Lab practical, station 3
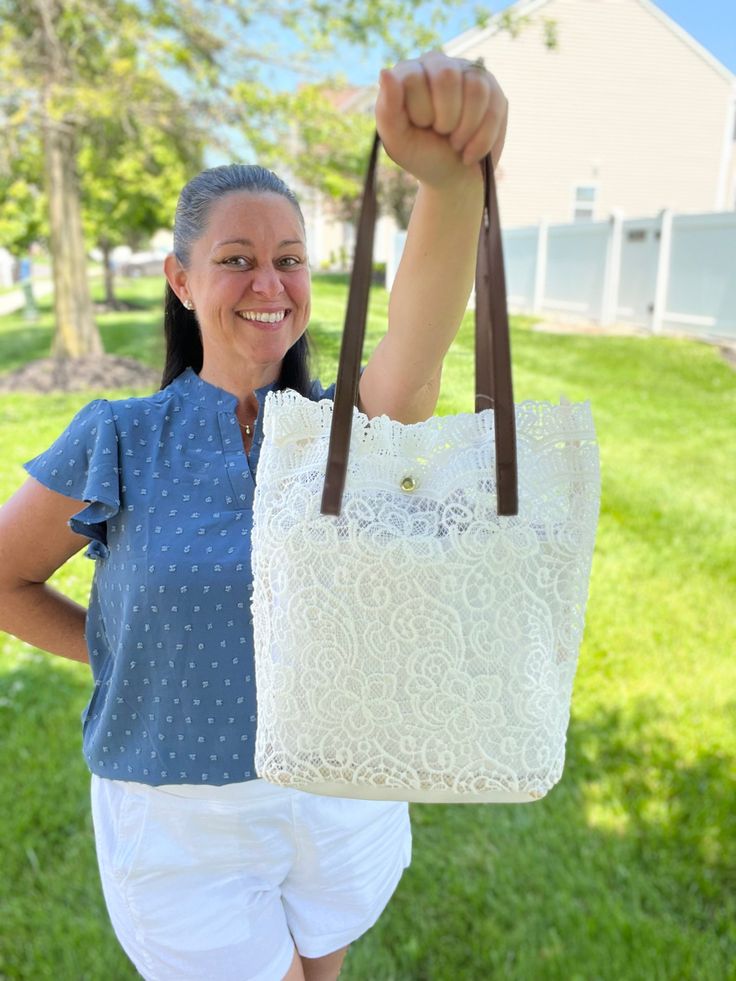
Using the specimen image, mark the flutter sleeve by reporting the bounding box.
[21,398,120,560]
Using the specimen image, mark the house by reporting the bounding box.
[307,0,736,265]
[445,0,736,226]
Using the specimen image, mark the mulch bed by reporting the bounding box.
[0,337,732,398]
[0,355,161,394]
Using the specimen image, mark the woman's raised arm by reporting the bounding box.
[359,51,508,424]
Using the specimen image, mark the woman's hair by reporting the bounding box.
[160,164,313,396]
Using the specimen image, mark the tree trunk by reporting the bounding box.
[100,239,116,308]
[44,117,103,357]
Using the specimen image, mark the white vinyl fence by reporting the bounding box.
[387,209,736,342]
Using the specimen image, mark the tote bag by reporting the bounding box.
[251,134,601,803]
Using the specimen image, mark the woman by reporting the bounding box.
[0,52,507,981]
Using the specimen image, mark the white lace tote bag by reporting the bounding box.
[252,135,601,803]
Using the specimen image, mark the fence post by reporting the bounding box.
[386,230,407,293]
[532,218,548,315]
[601,209,624,327]
[652,208,673,335]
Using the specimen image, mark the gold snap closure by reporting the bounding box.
[400,476,417,492]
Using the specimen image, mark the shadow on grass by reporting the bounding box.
[0,278,166,379]
[0,319,166,380]
[313,272,351,289]
[0,321,58,374]
[307,318,343,374]
[347,700,735,980]
[1,653,733,980]
[0,653,136,980]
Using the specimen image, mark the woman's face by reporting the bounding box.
[170,190,311,378]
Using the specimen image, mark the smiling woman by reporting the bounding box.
[162,168,314,451]
[0,48,509,981]
[170,194,310,441]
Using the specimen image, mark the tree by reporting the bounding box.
[1,0,224,356]
[1,0,538,359]
[80,97,203,309]
[3,0,107,355]
[0,80,201,311]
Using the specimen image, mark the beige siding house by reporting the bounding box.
[445,0,736,227]
[309,0,736,263]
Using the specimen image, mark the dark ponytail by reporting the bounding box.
[162,283,205,382]
[160,164,313,396]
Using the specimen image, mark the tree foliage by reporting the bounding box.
[1,0,521,355]
[0,134,46,251]
[79,85,204,306]
[230,79,377,222]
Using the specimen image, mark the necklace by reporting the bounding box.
[237,420,253,436]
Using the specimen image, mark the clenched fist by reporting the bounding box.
[375,50,508,189]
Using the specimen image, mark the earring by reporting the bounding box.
[183,298,194,311]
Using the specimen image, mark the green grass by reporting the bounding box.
[1,276,734,980]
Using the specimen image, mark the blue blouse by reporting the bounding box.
[22,366,338,785]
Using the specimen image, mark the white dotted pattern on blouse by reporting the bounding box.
[22,367,336,786]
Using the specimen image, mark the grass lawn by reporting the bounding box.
[0,276,734,980]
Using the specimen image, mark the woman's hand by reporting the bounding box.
[375,50,508,189]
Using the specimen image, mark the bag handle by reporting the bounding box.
[320,131,518,517]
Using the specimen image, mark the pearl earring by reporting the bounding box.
[183,299,194,311]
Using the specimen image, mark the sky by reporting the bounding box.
[287,0,736,85]
[641,0,736,75]
[644,0,736,75]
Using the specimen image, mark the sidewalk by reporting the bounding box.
[529,317,651,338]
[0,280,54,316]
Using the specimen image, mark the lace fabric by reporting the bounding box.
[251,391,601,803]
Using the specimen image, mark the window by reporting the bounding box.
[573,184,597,222]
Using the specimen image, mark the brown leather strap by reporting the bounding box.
[320,132,518,517]
[475,152,518,515]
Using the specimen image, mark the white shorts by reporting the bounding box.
[90,774,411,981]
